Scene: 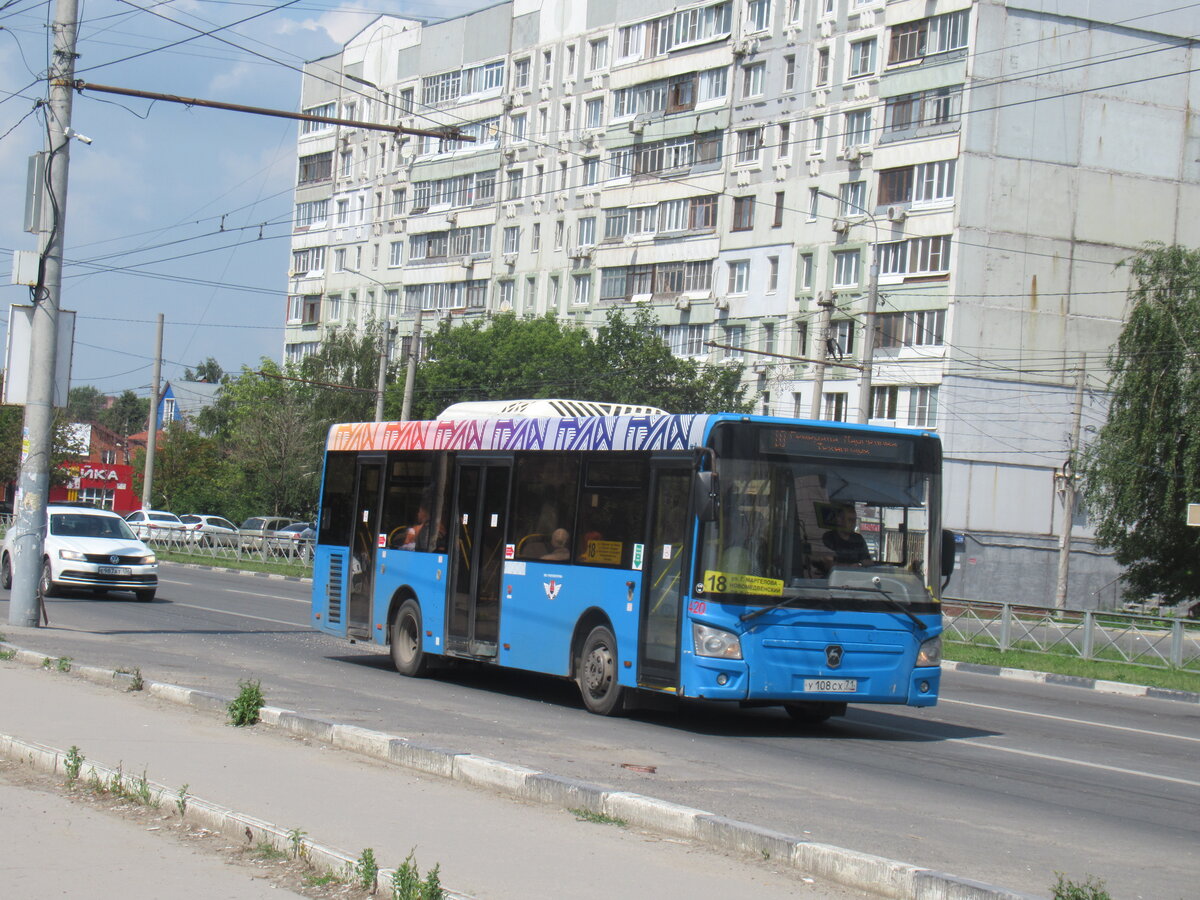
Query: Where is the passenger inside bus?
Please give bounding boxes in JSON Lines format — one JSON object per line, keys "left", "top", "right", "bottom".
{"left": 541, "top": 528, "right": 570, "bottom": 561}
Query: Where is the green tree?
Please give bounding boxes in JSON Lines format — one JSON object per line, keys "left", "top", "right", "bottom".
{"left": 99, "top": 390, "right": 150, "bottom": 439}
{"left": 1080, "top": 244, "right": 1200, "bottom": 603}
{"left": 131, "top": 421, "right": 228, "bottom": 515}
{"left": 398, "top": 309, "right": 749, "bottom": 419}
{"left": 299, "top": 324, "right": 390, "bottom": 426}
{"left": 66, "top": 385, "right": 108, "bottom": 423}
{"left": 184, "top": 357, "right": 224, "bottom": 384}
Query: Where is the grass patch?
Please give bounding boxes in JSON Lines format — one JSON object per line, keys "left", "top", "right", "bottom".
{"left": 945, "top": 643, "right": 1200, "bottom": 693}
{"left": 569, "top": 807, "right": 628, "bottom": 827}
{"left": 157, "top": 548, "right": 309, "bottom": 578}
{"left": 1052, "top": 873, "right": 1111, "bottom": 900}
{"left": 0, "top": 648, "right": 15, "bottom": 661}
{"left": 253, "top": 841, "right": 288, "bottom": 861}
{"left": 304, "top": 872, "right": 339, "bottom": 887}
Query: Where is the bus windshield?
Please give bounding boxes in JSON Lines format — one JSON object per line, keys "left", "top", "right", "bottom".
{"left": 698, "top": 423, "right": 938, "bottom": 607}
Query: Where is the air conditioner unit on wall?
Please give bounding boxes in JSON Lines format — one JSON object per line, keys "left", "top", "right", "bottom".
{"left": 887, "top": 206, "right": 907, "bottom": 223}
{"left": 843, "top": 146, "right": 862, "bottom": 163}
{"left": 831, "top": 218, "right": 850, "bottom": 234}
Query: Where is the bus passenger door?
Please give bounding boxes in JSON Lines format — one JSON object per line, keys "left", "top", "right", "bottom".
{"left": 447, "top": 461, "right": 510, "bottom": 658}
{"left": 347, "top": 457, "right": 384, "bottom": 639}
{"left": 638, "top": 463, "right": 691, "bottom": 688}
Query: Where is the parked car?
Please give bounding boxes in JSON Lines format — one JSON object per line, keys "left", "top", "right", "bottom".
{"left": 1, "top": 503, "right": 157, "bottom": 601}
{"left": 264, "top": 521, "right": 315, "bottom": 558}
{"left": 239, "top": 516, "right": 295, "bottom": 550}
{"left": 179, "top": 514, "right": 240, "bottom": 547}
{"left": 124, "top": 509, "right": 188, "bottom": 542}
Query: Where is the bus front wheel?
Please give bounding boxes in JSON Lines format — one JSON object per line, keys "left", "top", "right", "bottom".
{"left": 577, "top": 625, "right": 624, "bottom": 716}
{"left": 391, "top": 600, "right": 430, "bottom": 677}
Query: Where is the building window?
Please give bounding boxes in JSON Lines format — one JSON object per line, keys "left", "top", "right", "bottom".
{"left": 572, "top": 273, "right": 592, "bottom": 305}
{"left": 844, "top": 108, "right": 872, "bottom": 147}
{"left": 878, "top": 236, "right": 951, "bottom": 276}
{"left": 506, "top": 168, "right": 524, "bottom": 201}
{"left": 829, "top": 319, "right": 854, "bottom": 357}
{"left": 589, "top": 37, "right": 609, "bottom": 71}
{"left": 799, "top": 253, "right": 813, "bottom": 289}
{"left": 888, "top": 10, "right": 969, "bottom": 65}
{"left": 747, "top": 0, "right": 772, "bottom": 32}
{"left": 741, "top": 62, "right": 766, "bottom": 98}
{"left": 532, "top": 223, "right": 541, "bottom": 250}
{"left": 815, "top": 47, "right": 830, "bottom": 86}
{"left": 784, "top": 54, "right": 796, "bottom": 91}
{"left": 732, "top": 196, "right": 755, "bottom": 231}
{"left": 583, "top": 157, "right": 600, "bottom": 186}
{"left": 809, "top": 115, "right": 825, "bottom": 156}
{"left": 391, "top": 188, "right": 406, "bottom": 217}
{"left": 725, "top": 325, "right": 745, "bottom": 359}
{"left": 578, "top": 216, "right": 596, "bottom": 247}
{"left": 908, "top": 386, "right": 938, "bottom": 427}
{"left": 291, "top": 246, "right": 325, "bottom": 275}
{"left": 554, "top": 219, "right": 565, "bottom": 249}
{"left": 872, "top": 386, "right": 898, "bottom": 419}
{"left": 883, "top": 85, "right": 963, "bottom": 137}
{"left": 298, "top": 151, "right": 333, "bottom": 185}
{"left": 293, "top": 199, "right": 328, "bottom": 229}
{"left": 833, "top": 250, "right": 860, "bottom": 287}
{"left": 514, "top": 57, "right": 530, "bottom": 89}
{"left": 877, "top": 309, "right": 946, "bottom": 348}
{"left": 728, "top": 259, "right": 750, "bottom": 294}
{"left": 542, "top": 49, "right": 553, "bottom": 82}
{"left": 388, "top": 241, "right": 403, "bottom": 267}
{"left": 735, "top": 127, "right": 762, "bottom": 164}
{"left": 503, "top": 226, "right": 520, "bottom": 254}
{"left": 660, "top": 323, "right": 711, "bottom": 357}
{"left": 773, "top": 192, "right": 784, "bottom": 228}
{"left": 839, "top": 180, "right": 866, "bottom": 217}
{"left": 879, "top": 159, "right": 956, "bottom": 206}
{"left": 778, "top": 122, "right": 791, "bottom": 160}
{"left": 767, "top": 256, "right": 779, "bottom": 292}
{"left": 849, "top": 38, "right": 876, "bottom": 79}
{"left": 510, "top": 112, "right": 527, "bottom": 142}
{"left": 584, "top": 97, "right": 603, "bottom": 129}
{"left": 823, "top": 392, "right": 848, "bottom": 422}
{"left": 524, "top": 276, "right": 537, "bottom": 308}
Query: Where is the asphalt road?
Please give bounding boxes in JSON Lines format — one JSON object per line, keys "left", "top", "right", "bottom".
{"left": 3, "top": 563, "right": 1197, "bottom": 900}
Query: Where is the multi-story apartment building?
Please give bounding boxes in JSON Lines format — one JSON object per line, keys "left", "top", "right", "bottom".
{"left": 284, "top": 0, "right": 1199, "bottom": 607}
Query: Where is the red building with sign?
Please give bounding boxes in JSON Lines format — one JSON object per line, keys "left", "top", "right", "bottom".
{"left": 49, "top": 423, "right": 140, "bottom": 514}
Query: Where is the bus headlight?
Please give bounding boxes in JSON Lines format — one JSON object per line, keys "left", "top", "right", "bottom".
{"left": 693, "top": 623, "right": 742, "bottom": 659}
{"left": 916, "top": 635, "right": 942, "bottom": 667}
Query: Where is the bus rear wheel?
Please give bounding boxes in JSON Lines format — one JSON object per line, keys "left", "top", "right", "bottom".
{"left": 391, "top": 600, "right": 430, "bottom": 677}
{"left": 577, "top": 625, "right": 624, "bottom": 716}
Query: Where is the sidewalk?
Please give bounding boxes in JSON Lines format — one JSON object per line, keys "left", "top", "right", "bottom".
{"left": 0, "top": 659, "right": 860, "bottom": 900}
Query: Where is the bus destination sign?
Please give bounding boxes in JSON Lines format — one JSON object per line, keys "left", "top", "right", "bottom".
{"left": 760, "top": 428, "right": 914, "bottom": 463}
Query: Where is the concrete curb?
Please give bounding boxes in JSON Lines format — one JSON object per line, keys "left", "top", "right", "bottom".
{"left": 943, "top": 660, "right": 1200, "bottom": 704}
{"left": 162, "top": 559, "right": 311, "bottom": 584}
{"left": 0, "top": 728, "right": 471, "bottom": 899}
{"left": 0, "top": 642, "right": 1045, "bottom": 900}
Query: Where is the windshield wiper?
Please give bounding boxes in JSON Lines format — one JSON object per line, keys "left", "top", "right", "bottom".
{"left": 826, "top": 576, "right": 927, "bottom": 630}
{"left": 738, "top": 587, "right": 833, "bottom": 623}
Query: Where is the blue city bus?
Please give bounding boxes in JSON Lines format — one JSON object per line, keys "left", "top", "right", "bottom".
{"left": 310, "top": 400, "right": 951, "bottom": 721}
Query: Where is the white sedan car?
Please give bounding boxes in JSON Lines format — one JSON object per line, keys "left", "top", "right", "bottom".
{"left": 1, "top": 504, "right": 158, "bottom": 601}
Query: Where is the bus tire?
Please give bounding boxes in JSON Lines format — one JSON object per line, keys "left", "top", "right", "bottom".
{"left": 391, "top": 600, "right": 430, "bottom": 677}
{"left": 576, "top": 625, "right": 624, "bottom": 716}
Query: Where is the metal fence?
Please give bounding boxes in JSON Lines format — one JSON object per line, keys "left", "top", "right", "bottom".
{"left": 943, "top": 598, "right": 1200, "bottom": 672}
{"left": 145, "top": 532, "right": 314, "bottom": 568}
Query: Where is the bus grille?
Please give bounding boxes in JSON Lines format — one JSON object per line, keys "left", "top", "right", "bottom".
{"left": 326, "top": 555, "right": 344, "bottom": 624}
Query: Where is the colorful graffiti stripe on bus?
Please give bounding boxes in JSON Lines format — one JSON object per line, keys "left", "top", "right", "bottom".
{"left": 326, "top": 414, "right": 712, "bottom": 454}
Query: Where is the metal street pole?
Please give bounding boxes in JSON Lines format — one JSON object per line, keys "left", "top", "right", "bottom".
{"left": 141, "top": 313, "right": 163, "bottom": 510}
{"left": 857, "top": 247, "right": 880, "bottom": 425}
{"left": 809, "top": 293, "right": 835, "bottom": 420}
{"left": 9, "top": 0, "right": 79, "bottom": 628}
{"left": 374, "top": 324, "right": 395, "bottom": 422}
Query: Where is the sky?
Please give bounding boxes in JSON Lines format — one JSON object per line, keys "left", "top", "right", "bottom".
{"left": 0, "top": 0, "right": 485, "bottom": 399}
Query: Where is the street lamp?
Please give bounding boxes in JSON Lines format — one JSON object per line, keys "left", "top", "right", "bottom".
{"left": 816, "top": 189, "right": 882, "bottom": 425}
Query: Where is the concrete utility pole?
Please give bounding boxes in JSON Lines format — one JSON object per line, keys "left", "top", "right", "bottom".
{"left": 141, "top": 313, "right": 163, "bottom": 511}
{"left": 9, "top": 0, "right": 79, "bottom": 628}
{"left": 857, "top": 247, "right": 881, "bottom": 425}
{"left": 1055, "top": 357, "right": 1087, "bottom": 609}
{"left": 809, "top": 293, "right": 835, "bottom": 420}
{"left": 400, "top": 313, "right": 424, "bottom": 422}
{"left": 374, "top": 325, "right": 396, "bottom": 422}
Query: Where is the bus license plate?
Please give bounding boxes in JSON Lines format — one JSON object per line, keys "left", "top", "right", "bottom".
{"left": 804, "top": 678, "right": 857, "bottom": 693}
{"left": 98, "top": 566, "right": 131, "bottom": 576}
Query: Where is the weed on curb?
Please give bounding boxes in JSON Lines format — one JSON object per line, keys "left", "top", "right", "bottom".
{"left": 1052, "top": 873, "right": 1111, "bottom": 900}
{"left": 0, "top": 648, "right": 15, "bottom": 661}
{"left": 353, "top": 847, "right": 379, "bottom": 891}
{"left": 227, "top": 679, "right": 264, "bottom": 727}
{"left": 175, "top": 783, "right": 189, "bottom": 818}
{"left": 569, "top": 807, "right": 628, "bottom": 827}
{"left": 56, "top": 656, "right": 72, "bottom": 673}
{"left": 254, "top": 841, "right": 288, "bottom": 861}
{"left": 63, "top": 746, "right": 84, "bottom": 785}
{"left": 391, "top": 849, "right": 445, "bottom": 900}
{"left": 288, "top": 827, "right": 308, "bottom": 860}
{"left": 115, "top": 666, "right": 144, "bottom": 691}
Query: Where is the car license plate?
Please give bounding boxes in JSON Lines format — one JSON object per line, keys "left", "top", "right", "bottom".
{"left": 804, "top": 678, "right": 857, "bottom": 693}
{"left": 98, "top": 566, "right": 131, "bottom": 576}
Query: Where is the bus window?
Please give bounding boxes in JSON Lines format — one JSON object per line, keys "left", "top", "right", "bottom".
{"left": 576, "top": 456, "right": 648, "bottom": 568}
{"left": 381, "top": 455, "right": 438, "bottom": 550}
{"left": 317, "top": 453, "right": 357, "bottom": 546}
{"left": 510, "top": 455, "right": 580, "bottom": 560}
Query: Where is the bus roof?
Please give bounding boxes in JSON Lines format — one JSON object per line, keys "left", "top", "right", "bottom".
{"left": 325, "top": 413, "right": 938, "bottom": 455}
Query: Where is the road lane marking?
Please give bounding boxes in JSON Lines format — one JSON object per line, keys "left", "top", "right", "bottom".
{"left": 157, "top": 579, "right": 307, "bottom": 604}
{"left": 865, "top": 721, "right": 1200, "bottom": 788}
{"left": 163, "top": 602, "right": 307, "bottom": 629}
{"left": 942, "top": 698, "right": 1200, "bottom": 744}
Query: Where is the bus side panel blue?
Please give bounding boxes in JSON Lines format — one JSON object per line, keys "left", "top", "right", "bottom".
{"left": 498, "top": 561, "right": 641, "bottom": 686}
{"left": 311, "top": 545, "right": 348, "bottom": 637}
{"left": 370, "top": 549, "right": 449, "bottom": 653}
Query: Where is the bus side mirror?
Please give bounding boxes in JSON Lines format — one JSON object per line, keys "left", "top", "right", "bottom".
{"left": 941, "top": 530, "right": 958, "bottom": 578}
{"left": 694, "top": 471, "right": 720, "bottom": 522}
